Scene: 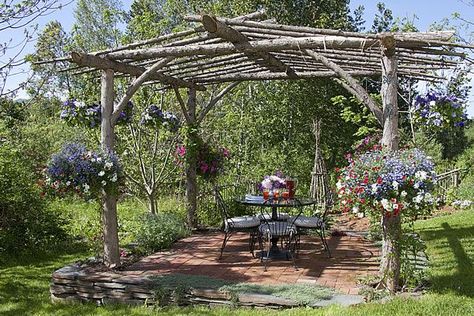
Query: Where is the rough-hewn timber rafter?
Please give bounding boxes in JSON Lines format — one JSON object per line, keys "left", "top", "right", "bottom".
{"left": 70, "top": 52, "right": 205, "bottom": 91}
{"left": 305, "top": 49, "right": 384, "bottom": 125}
{"left": 201, "top": 14, "right": 297, "bottom": 77}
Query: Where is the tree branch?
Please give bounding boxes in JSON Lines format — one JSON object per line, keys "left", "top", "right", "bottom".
{"left": 174, "top": 86, "right": 192, "bottom": 124}
{"left": 197, "top": 82, "right": 240, "bottom": 124}
{"left": 112, "top": 56, "right": 175, "bottom": 124}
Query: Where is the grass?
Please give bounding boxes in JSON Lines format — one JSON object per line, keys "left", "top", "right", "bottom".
{"left": 1, "top": 208, "right": 474, "bottom": 315}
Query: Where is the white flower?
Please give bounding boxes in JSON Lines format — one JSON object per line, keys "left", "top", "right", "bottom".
{"left": 104, "top": 162, "right": 113, "bottom": 170}
{"left": 415, "top": 171, "right": 428, "bottom": 180}
{"left": 111, "top": 173, "right": 117, "bottom": 182}
{"left": 371, "top": 184, "right": 378, "bottom": 193}
{"left": 352, "top": 206, "right": 359, "bottom": 214}
{"left": 424, "top": 193, "right": 433, "bottom": 203}
{"left": 357, "top": 212, "right": 365, "bottom": 218}
{"left": 429, "top": 101, "right": 436, "bottom": 106}
{"left": 413, "top": 195, "right": 423, "bottom": 204}
{"left": 144, "top": 113, "right": 152, "bottom": 121}
{"left": 74, "top": 100, "right": 86, "bottom": 108}
{"left": 392, "top": 181, "right": 399, "bottom": 191}
{"left": 393, "top": 203, "right": 399, "bottom": 210}
{"left": 261, "top": 178, "right": 272, "bottom": 189}
{"left": 336, "top": 181, "right": 343, "bottom": 190}
{"left": 401, "top": 191, "right": 408, "bottom": 198}
{"left": 98, "top": 171, "right": 105, "bottom": 177}
{"left": 83, "top": 183, "right": 90, "bottom": 192}
{"left": 101, "top": 180, "right": 107, "bottom": 186}
{"left": 66, "top": 181, "right": 71, "bottom": 186}
{"left": 381, "top": 199, "right": 390, "bottom": 210}
{"left": 414, "top": 182, "right": 420, "bottom": 189}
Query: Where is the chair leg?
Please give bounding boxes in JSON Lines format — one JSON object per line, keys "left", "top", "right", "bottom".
{"left": 319, "top": 228, "right": 331, "bottom": 258}
{"left": 263, "top": 233, "right": 271, "bottom": 271}
{"left": 287, "top": 234, "right": 298, "bottom": 270}
{"left": 249, "top": 231, "right": 258, "bottom": 258}
{"left": 219, "top": 231, "right": 232, "bottom": 259}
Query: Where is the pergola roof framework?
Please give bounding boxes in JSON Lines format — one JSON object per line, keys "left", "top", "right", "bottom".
{"left": 37, "top": 11, "right": 473, "bottom": 268}
{"left": 46, "top": 12, "right": 472, "bottom": 91}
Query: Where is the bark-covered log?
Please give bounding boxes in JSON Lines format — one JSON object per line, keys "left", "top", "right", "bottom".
{"left": 71, "top": 52, "right": 205, "bottom": 91}
{"left": 185, "top": 88, "right": 198, "bottom": 228}
{"left": 305, "top": 49, "right": 384, "bottom": 125}
{"left": 380, "top": 35, "right": 401, "bottom": 293}
{"left": 201, "top": 14, "right": 297, "bottom": 76}
{"left": 100, "top": 69, "right": 120, "bottom": 267}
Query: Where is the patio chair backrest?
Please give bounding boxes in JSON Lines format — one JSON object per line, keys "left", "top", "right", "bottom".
{"left": 213, "top": 186, "right": 233, "bottom": 224}
{"left": 259, "top": 199, "right": 304, "bottom": 236}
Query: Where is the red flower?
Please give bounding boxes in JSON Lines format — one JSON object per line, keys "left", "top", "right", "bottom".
{"left": 377, "top": 177, "right": 383, "bottom": 184}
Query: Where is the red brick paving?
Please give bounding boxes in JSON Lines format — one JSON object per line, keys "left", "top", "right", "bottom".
{"left": 126, "top": 232, "right": 380, "bottom": 294}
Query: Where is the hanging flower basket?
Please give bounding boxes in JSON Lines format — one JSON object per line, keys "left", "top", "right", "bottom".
{"left": 336, "top": 148, "right": 437, "bottom": 218}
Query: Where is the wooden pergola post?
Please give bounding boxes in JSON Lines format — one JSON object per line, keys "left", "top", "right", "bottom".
{"left": 379, "top": 35, "right": 401, "bottom": 292}
{"left": 100, "top": 69, "right": 120, "bottom": 267}
{"left": 40, "top": 10, "right": 468, "bottom": 285}
{"left": 185, "top": 87, "right": 198, "bottom": 228}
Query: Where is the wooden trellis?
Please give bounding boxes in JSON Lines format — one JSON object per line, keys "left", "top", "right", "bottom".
{"left": 38, "top": 10, "right": 472, "bottom": 269}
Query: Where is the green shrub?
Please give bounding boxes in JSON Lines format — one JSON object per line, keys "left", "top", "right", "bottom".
{"left": 134, "top": 212, "right": 189, "bottom": 255}
{"left": 0, "top": 145, "right": 68, "bottom": 254}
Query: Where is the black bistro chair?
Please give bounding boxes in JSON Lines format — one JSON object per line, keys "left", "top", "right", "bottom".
{"left": 214, "top": 187, "right": 260, "bottom": 259}
{"left": 257, "top": 199, "right": 304, "bottom": 271}
{"left": 292, "top": 201, "right": 331, "bottom": 258}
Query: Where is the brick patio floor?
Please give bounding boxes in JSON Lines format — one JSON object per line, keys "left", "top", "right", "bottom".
{"left": 126, "top": 232, "right": 380, "bottom": 295}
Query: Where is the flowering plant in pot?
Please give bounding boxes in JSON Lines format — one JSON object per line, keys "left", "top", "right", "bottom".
{"left": 60, "top": 100, "right": 133, "bottom": 128}
{"left": 175, "top": 141, "right": 230, "bottom": 181}
{"left": 412, "top": 91, "right": 468, "bottom": 130}
{"left": 140, "top": 104, "right": 180, "bottom": 132}
{"left": 45, "top": 143, "right": 123, "bottom": 199}
{"left": 258, "top": 171, "right": 287, "bottom": 192}
{"left": 336, "top": 148, "right": 437, "bottom": 219}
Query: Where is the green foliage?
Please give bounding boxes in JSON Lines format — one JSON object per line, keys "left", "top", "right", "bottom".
{"left": 71, "top": 0, "right": 126, "bottom": 51}
{"left": 2, "top": 210, "right": 474, "bottom": 315}
{"left": 399, "top": 233, "right": 428, "bottom": 289}
{"left": 26, "top": 20, "right": 72, "bottom": 98}
{"left": 333, "top": 94, "right": 380, "bottom": 137}
{"left": 134, "top": 212, "right": 189, "bottom": 255}
{"left": 0, "top": 144, "right": 67, "bottom": 254}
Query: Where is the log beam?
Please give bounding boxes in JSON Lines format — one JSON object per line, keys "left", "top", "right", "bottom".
{"left": 105, "top": 36, "right": 381, "bottom": 60}
{"left": 305, "top": 49, "right": 384, "bottom": 125}
{"left": 201, "top": 15, "right": 297, "bottom": 76}
{"left": 71, "top": 52, "right": 205, "bottom": 91}
{"left": 100, "top": 69, "right": 120, "bottom": 267}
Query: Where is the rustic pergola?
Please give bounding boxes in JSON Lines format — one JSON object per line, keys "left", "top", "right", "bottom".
{"left": 40, "top": 10, "right": 471, "bottom": 288}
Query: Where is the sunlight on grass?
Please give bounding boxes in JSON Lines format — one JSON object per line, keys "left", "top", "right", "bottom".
{"left": 1, "top": 209, "right": 474, "bottom": 315}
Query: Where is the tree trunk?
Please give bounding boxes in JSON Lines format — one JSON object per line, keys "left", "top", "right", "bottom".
{"left": 380, "top": 214, "right": 401, "bottom": 291}
{"left": 100, "top": 69, "right": 120, "bottom": 267}
{"left": 380, "top": 36, "right": 401, "bottom": 292}
{"left": 185, "top": 88, "right": 198, "bottom": 228}
{"left": 147, "top": 192, "right": 157, "bottom": 215}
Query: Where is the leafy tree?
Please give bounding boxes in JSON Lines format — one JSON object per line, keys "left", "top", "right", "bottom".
{"left": 71, "top": 0, "right": 126, "bottom": 52}
{"left": 125, "top": 0, "right": 173, "bottom": 41}
{"left": 371, "top": 2, "right": 394, "bottom": 33}
{"left": 0, "top": 0, "right": 65, "bottom": 97}
{"left": 26, "top": 20, "right": 72, "bottom": 98}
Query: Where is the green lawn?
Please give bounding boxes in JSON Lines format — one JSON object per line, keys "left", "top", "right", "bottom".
{"left": 1, "top": 209, "right": 474, "bottom": 315}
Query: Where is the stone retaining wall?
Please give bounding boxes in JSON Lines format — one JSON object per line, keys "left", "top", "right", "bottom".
{"left": 50, "top": 264, "right": 302, "bottom": 308}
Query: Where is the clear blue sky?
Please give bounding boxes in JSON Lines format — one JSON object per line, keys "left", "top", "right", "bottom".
{"left": 2, "top": 0, "right": 473, "bottom": 116}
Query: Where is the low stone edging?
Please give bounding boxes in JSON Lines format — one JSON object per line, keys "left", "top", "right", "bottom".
{"left": 50, "top": 263, "right": 327, "bottom": 308}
